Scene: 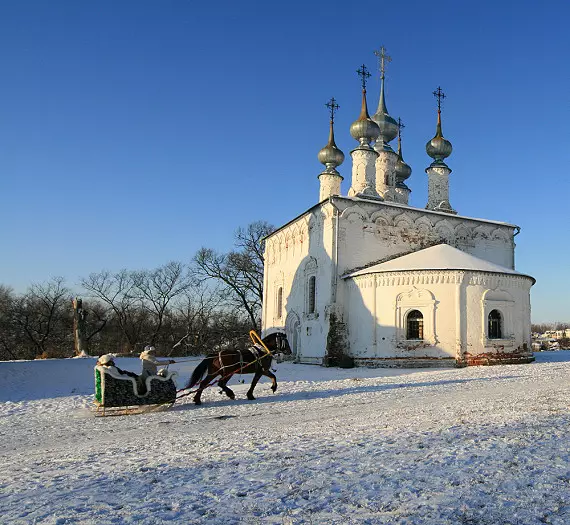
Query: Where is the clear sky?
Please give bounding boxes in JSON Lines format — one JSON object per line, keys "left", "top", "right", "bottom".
{"left": 0, "top": 0, "right": 568, "bottom": 323}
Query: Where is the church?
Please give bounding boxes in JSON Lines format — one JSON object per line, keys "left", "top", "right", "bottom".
{"left": 261, "top": 49, "right": 535, "bottom": 367}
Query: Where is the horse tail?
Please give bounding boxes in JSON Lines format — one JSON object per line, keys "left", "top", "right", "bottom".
{"left": 187, "top": 358, "right": 210, "bottom": 389}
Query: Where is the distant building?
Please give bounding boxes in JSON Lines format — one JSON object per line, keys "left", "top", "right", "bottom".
{"left": 262, "top": 50, "right": 534, "bottom": 367}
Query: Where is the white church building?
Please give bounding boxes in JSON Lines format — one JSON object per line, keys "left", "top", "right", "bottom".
{"left": 261, "top": 52, "right": 535, "bottom": 367}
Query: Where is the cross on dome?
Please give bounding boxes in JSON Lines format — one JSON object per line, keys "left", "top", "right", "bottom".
{"left": 356, "top": 64, "right": 371, "bottom": 91}
{"left": 398, "top": 117, "right": 405, "bottom": 139}
{"left": 373, "top": 46, "right": 391, "bottom": 79}
{"left": 325, "top": 97, "right": 340, "bottom": 123}
{"left": 433, "top": 86, "right": 446, "bottom": 112}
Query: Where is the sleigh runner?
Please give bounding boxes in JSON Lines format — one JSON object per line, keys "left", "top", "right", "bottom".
{"left": 94, "top": 365, "right": 177, "bottom": 416}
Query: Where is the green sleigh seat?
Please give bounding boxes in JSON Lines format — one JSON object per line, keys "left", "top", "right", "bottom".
{"left": 94, "top": 366, "right": 177, "bottom": 409}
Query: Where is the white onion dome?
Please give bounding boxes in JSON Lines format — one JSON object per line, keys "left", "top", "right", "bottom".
{"left": 426, "top": 110, "right": 452, "bottom": 165}
{"left": 372, "top": 78, "right": 398, "bottom": 147}
{"left": 395, "top": 135, "right": 412, "bottom": 184}
{"left": 318, "top": 120, "right": 345, "bottom": 172}
{"left": 350, "top": 89, "right": 380, "bottom": 148}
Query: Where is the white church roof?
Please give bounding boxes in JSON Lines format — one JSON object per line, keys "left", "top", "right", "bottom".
{"left": 343, "top": 244, "right": 534, "bottom": 281}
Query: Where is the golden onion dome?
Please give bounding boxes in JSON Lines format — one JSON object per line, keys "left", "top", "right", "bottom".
{"left": 426, "top": 110, "right": 452, "bottom": 164}
{"left": 372, "top": 77, "right": 398, "bottom": 147}
{"left": 350, "top": 89, "right": 380, "bottom": 147}
{"left": 318, "top": 120, "right": 345, "bottom": 172}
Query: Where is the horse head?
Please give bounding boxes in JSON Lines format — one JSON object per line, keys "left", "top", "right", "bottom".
{"left": 263, "top": 331, "right": 292, "bottom": 355}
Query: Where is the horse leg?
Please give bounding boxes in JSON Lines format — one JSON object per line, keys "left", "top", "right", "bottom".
{"left": 193, "top": 372, "right": 217, "bottom": 405}
{"left": 246, "top": 371, "right": 263, "bottom": 400}
{"left": 218, "top": 374, "right": 236, "bottom": 400}
{"left": 263, "top": 370, "right": 278, "bottom": 392}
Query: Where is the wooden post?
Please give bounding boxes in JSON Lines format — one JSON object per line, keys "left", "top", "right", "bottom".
{"left": 73, "top": 298, "right": 88, "bottom": 356}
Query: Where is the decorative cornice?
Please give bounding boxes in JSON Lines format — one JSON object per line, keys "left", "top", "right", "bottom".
{"left": 350, "top": 270, "right": 532, "bottom": 288}
{"left": 263, "top": 195, "right": 519, "bottom": 242}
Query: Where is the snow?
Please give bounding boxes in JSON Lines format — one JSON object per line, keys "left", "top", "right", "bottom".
{"left": 1, "top": 352, "right": 570, "bottom": 524}
{"left": 345, "top": 243, "right": 534, "bottom": 279}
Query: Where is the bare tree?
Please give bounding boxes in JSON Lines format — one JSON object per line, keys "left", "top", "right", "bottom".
{"left": 234, "top": 221, "right": 272, "bottom": 304}
{"left": 72, "top": 298, "right": 88, "bottom": 356}
{"left": 170, "top": 280, "right": 226, "bottom": 355}
{"left": 132, "top": 261, "right": 191, "bottom": 345}
{"left": 70, "top": 298, "right": 108, "bottom": 356}
{"left": 0, "top": 222, "right": 277, "bottom": 360}
{"left": 192, "top": 221, "right": 274, "bottom": 330}
{"left": 12, "top": 277, "right": 71, "bottom": 358}
{"left": 531, "top": 323, "right": 553, "bottom": 334}
{"left": 80, "top": 270, "right": 143, "bottom": 353}
{"left": 0, "top": 285, "right": 18, "bottom": 360}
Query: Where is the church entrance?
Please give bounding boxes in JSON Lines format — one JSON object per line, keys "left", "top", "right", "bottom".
{"left": 285, "top": 312, "right": 301, "bottom": 359}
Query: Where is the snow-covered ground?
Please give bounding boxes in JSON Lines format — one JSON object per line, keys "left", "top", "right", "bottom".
{"left": 1, "top": 352, "right": 570, "bottom": 524}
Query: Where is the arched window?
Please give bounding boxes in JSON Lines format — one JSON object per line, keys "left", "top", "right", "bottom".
{"left": 308, "top": 276, "right": 316, "bottom": 314}
{"left": 406, "top": 310, "right": 424, "bottom": 340}
{"left": 277, "top": 287, "right": 283, "bottom": 319}
{"left": 488, "top": 309, "right": 502, "bottom": 339}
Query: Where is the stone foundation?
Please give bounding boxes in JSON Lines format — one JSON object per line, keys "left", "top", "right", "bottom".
{"left": 459, "top": 351, "right": 535, "bottom": 367}
{"left": 353, "top": 357, "right": 457, "bottom": 368}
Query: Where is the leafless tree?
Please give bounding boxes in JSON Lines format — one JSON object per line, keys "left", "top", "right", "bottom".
{"left": 0, "top": 285, "right": 18, "bottom": 360}
{"left": 80, "top": 270, "right": 143, "bottom": 353}
{"left": 170, "top": 281, "right": 226, "bottom": 355}
{"left": 531, "top": 323, "right": 553, "bottom": 334}
{"left": 132, "top": 261, "right": 192, "bottom": 345}
{"left": 11, "top": 277, "right": 71, "bottom": 358}
{"left": 192, "top": 221, "right": 274, "bottom": 330}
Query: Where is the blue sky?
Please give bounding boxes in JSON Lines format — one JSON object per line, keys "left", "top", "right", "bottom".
{"left": 0, "top": 0, "right": 568, "bottom": 323}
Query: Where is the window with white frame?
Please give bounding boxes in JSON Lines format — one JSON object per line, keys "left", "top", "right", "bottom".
{"left": 395, "top": 288, "right": 437, "bottom": 345}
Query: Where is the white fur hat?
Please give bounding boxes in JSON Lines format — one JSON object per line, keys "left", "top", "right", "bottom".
{"left": 140, "top": 346, "right": 156, "bottom": 359}
{"left": 98, "top": 354, "right": 115, "bottom": 365}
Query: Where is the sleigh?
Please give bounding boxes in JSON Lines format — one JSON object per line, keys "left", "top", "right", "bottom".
{"left": 94, "top": 366, "right": 178, "bottom": 416}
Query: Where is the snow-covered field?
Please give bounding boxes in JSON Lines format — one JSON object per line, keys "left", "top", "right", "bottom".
{"left": 1, "top": 352, "right": 570, "bottom": 524}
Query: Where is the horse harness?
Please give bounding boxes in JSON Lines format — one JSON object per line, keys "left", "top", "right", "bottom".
{"left": 216, "top": 344, "right": 269, "bottom": 376}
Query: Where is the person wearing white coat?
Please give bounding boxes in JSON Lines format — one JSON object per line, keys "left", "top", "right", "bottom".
{"left": 138, "top": 346, "right": 175, "bottom": 393}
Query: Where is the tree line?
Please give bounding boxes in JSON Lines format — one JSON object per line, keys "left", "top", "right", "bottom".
{"left": 0, "top": 221, "right": 274, "bottom": 361}
{"left": 530, "top": 323, "right": 570, "bottom": 334}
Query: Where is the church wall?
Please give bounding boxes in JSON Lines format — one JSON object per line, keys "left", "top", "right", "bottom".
{"left": 262, "top": 204, "right": 335, "bottom": 364}
{"left": 333, "top": 198, "right": 516, "bottom": 278}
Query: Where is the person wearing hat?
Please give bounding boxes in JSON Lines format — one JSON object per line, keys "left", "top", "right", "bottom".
{"left": 96, "top": 354, "right": 138, "bottom": 378}
{"left": 138, "top": 346, "right": 175, "bottom": 393}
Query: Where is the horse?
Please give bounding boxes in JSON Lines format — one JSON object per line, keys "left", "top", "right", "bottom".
{"left": 186, "top": 331, "right": 291, "bottom": 405}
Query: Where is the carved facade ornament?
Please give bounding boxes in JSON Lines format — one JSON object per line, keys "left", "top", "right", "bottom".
{"left": 395, "top": 287, "right": 438, "bottom": 346}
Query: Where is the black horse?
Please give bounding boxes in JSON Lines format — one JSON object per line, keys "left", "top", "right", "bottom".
{"left": 186, "top": 332, "right": 291, "bottom": 405}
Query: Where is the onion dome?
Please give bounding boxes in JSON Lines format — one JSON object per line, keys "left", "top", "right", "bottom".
{"left": 395, "top": 134, "right": 412, "bottom": 186}
{"left": 350, "top": 89, "right": 380, "bottom": 148}
{"left": 426, "top": 109, "right": 453, "bottom": 165}
{"left": 372, "top": 76, "right": 398, "bottom": 149}
{"left": 318, "top": 119, "right": 345, "bottom": 173}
